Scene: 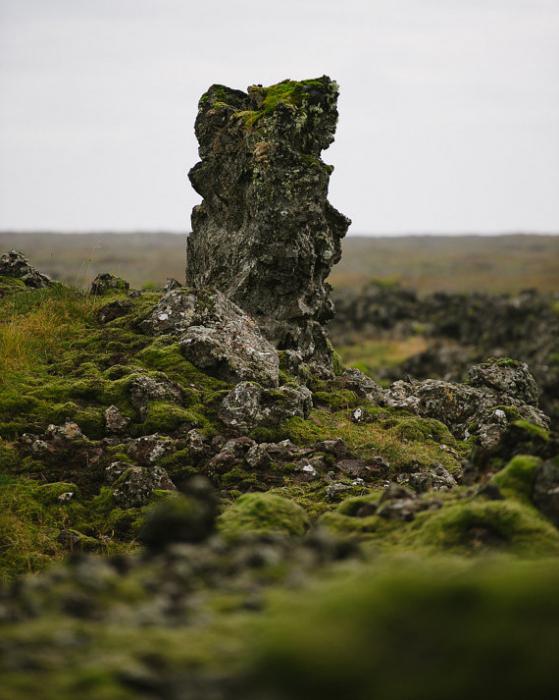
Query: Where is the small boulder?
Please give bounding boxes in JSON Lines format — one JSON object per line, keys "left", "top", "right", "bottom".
{"left": 0, "top": 250, "right": 52, "bottom": 288}
{"left": 179, "top": 290, "right": 280, "bottom": 387}
{"left": 127, "top": 434, "right": 177, "bottom": 465}
{"left": 219, "top": 381, "right": 312, "bottom": 432}
{"left": 336, "top": 368, "right": 385, "bottom": 404}
{"left": 90, "top": 273, "right": 130, "bottom": 296}
{"left": 96, "top": 299, "right": 133, "bottom": 324}
{"left": 128, "top": 374, "right": 183, "bottom": 418}
{"left": 468, "top": 359, "right": 540, "bottom": 406}
{"left": 140, "top": 288, "right": 197, "bottom": 335}
{"left": 108, "top": 463, "right": 176, "bottom": 508}
{"left": 104, "top": 405, "right": 130, "bottom": 435}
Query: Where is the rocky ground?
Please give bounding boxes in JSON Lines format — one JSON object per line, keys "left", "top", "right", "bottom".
{"left": 332, "top": 280, "right": 559, "bottom": 425}
{"left": 1, "top": 251, "right": 558, "bottom": 698}
{"left": 1, "top": 76, "right": 559, "bottom": 698}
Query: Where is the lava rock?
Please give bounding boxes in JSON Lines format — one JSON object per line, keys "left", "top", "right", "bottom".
{"left": 90, "top": 273, "right": 130, "bottom": 296}
{"left": 96, "top": 299, "right": 133, "bottom": 323}
{"left": 186, "top": 77, "right": 350, "bottom": 371}
{"left": 179, "top": 289, "right": 279, "bottom": 387}
{"left": 383, "top": 360, "right": 550, "bottom": 450}
{"left": 127, "top": 434, "right": 177, "bottom": 465}
{"left": 128, "top": 374, "right": 183, "bottom": 418}
{"left": 0, "top": 250, "right": 52, "bottom": 288}
{"left": 140, "top": 288, "right": 197, "bottom": 335}
{"left": 219, "top": 381, "right": 312, "bottom": 432}
{"left": 107, "top": 463, "right": 176, "bottom": 508}
{"left": 104, "top": 405, "right": 130, "bottom": 435}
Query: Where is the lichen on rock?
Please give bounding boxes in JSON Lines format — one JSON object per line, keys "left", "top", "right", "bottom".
{"left": 186, "top": 76, "right": 351, "bottom": 373}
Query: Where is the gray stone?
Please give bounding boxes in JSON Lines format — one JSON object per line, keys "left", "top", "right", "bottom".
{"left": 126, "top": 434, "right": 177, "bottom": 465}
{"left": 104, "top": 405, "right": 130, "bottom": 435}
{"left": 382, "top": 360, "right": 550, "bottom": 448}
{"left": 0, "top": 250, "right": 52, "bottom": 288}
{"left": 128, "top": 374, "right": 183, "bottom": 418}
{"left": 90, "top": 273, "right": 130, "bottom": 296}
{"left": 468, "top": 360, "right": 540, "bottom": 405}
{"left": 140, "top": 288, "right": 197, "bottom": 336}
{"left": 219, "top": 381, "right": 312, "bottom": 432}
{"left": 179, "top": 289, "right": 279, "bottom": 387}
{"left": 108, "top": 463, "right": 176, "bottom": 508}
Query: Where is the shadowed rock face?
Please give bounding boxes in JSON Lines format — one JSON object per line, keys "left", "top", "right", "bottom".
{"left": 186, "top": 76, "right": 351, "bottom": 371}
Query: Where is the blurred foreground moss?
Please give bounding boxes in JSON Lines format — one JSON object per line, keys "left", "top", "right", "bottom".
{"left": 244, "top": 556, "right": 559, "bottom": 700}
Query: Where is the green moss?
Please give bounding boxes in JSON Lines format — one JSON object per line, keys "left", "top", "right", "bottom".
{"left": 232, "top": 77, "right": 331, "bottom": 129}
{"left": 283, "top": 408, "right": 464, "bottom": 475}
{"left": 511, "top": 419, "right": 550, "bottom": 442}
{"left": 491, "top": 454, "right": 541, "bottom": 502}
{"left": 135, "top": 401, "right": 204, "bottom": 435}
{"left": 246, "top": 557, "right": 559, "bottom": 699}
{"left": 0, "top": 439, "right": 19, "bottom": 471}
{"left": 313, "top": 389, "right": 359, "bottom": 410}
{"left": 404, "top": 498, "right": 559, "bottom": 556}
{"left": 0, "top": 479, "right": 74, "bottom": 582}
{"left": 218, "top": 493, "right": 310, "bottom": 538}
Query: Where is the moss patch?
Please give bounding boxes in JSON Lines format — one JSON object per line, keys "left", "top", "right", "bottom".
{"left": 218, "top": 493, "right": 310, "bottom": 538}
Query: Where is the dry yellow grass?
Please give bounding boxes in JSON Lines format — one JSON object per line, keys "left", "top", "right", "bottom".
{"left": 0, "top": 291, "right": 97, "bottom": 382}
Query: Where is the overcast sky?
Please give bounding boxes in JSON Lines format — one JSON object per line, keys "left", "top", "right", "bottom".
{"left": 0, "top": 0, "right": 558, "bottom": 234}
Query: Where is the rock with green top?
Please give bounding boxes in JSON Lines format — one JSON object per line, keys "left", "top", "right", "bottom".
{"left": 186, "top": 76, "right": 350, "bottom": 373}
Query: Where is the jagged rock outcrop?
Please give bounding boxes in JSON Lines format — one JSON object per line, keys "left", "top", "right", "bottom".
{"left": 186, "top": 77, "right": 351, "bottom": 372}
{"left": 0, "top": 250, "right": 52, "bottom": 288}
{"left": 382, "top": 359, "right": 550, "bottom": 460}
{"left": 142, "top": 288, "right": 280, "bottom": 386}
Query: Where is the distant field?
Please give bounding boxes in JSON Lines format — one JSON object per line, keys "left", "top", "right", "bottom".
{"left": 0, "top": 232, "right": 557, "bottom": 293}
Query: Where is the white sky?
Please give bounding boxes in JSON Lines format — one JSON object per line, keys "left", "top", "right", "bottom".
{"left": 0, "top": 0, "right": 558, "bottom": 234}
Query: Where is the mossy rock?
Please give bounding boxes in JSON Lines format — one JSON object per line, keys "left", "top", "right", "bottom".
{"left": 218, "top": 493, "right": 310, "bottom": 538}
{"left": 404, "top": 497, "right": 559, "bottom": 556}
{"left": 491, "top": 454, "right": 541, "bottom": 503}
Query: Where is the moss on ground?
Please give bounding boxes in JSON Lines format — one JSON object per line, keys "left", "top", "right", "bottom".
{"left": 402, "top": 497, "right": 559, "bottom": 556}
{"left": 491, "top": 454, "right": 541, "bottom": 502}
{"left": 283, "top": 407, "right": 465, "bottom": 475}
{"left": 245, "top": 556, "right": 559, "bottom": 699}
{"left": 218, "top": 493, "right": 310, "bottom": 538}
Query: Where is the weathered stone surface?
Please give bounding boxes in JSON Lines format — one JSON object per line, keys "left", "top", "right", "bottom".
{"left": 141, "top": 287, "right": 280, "bottom": 387}
{"left": 104, "top": 405, "right": 130, "bottom": 435}
{"left": 219, "top": 381, "right": 312, "bottom": 432}
{"left": 106, "top": 462, "right": 176, "bottom": 508}
{"left": 383, "top": 360, "right": 549, "bottom": 445}
{"left": 336, "top": 368, "right": 385, "bottom": 404}
{"left": 179, "top": 289, "right": 279, "bottom": 386}
{"left": 186, "top": 77, "right": 350, "bottom": 370}
{"left": 128, "top": 374, "right": 183, "bottom": 418}
{"left": 140, "top": 288, "right": 197, "bottom": 335}
{"left": 0, "top": 250, "right": 52, "bottom": 288}
{"left": 126, "top": 434, "right": 177, "bottom": 466}
{"left": 468, "top": 360, "right": 539, "bottom": 405}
